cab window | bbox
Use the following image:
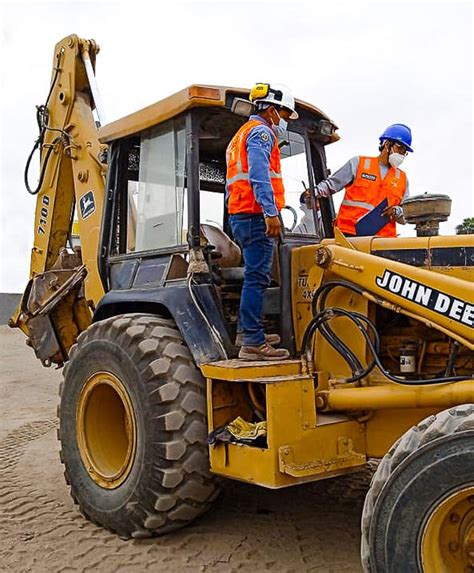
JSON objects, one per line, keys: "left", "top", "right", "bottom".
{"left": 279, "top": 131, "right": 314, "bottom": 234}
{"left": 126, "top": 119, "right": 186, "bottom": 253}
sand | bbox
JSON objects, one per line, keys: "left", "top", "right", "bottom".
{"left": 0, "top": 326, "right": 368, "bottom": 572}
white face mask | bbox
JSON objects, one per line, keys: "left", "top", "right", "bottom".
{"left": 389, "top": 152, "right": 405, "bottom": 168}
{"left": 272, "top": 109, "right": 288, "bottom": 136}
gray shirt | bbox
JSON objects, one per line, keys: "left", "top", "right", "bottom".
{"left": 293, "top": 204, "right": 321, "bottom": 235}
{"left": 315, "top": 156, "right": 409, "bottom": 222}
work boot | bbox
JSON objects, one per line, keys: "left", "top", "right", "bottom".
{"left": 235, "top": 333, "right": 281, "bottom": 347}
{"left": 238, "top": 342, "right": 290, "bottom": 361}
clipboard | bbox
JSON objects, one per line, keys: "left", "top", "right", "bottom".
{"left": 355, "top": 197, "right": 390, "bottom": 236}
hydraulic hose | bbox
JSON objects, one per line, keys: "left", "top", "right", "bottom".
{"left": 24, "top": 58, "right": 61, "bottom": 195}
{"left": 303, "top": 280, "right": 473, "bottom": 386}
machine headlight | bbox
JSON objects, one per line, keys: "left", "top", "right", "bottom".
{"left": 231, "top": 98, "right": 255, "bottom": 117}
{"left": 318, "top": 120, "right": 334, "bottom": 135}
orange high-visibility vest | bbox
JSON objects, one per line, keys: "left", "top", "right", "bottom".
{"left": 226, "top": 119, "right": 285, "bottom": 215}
{"left": 335, "top": 156, "right": 407, "bottom": 237}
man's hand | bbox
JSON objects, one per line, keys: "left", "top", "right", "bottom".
{"left": 265, "top": 216, "right": 282, "bottom": 237}
{"left": 383, "top": 205, "right": 405, "bottom": 222}
{"left": 382, "top": 205, "right": 397, "bottom": 220}
{"left": 301, "top": 189, "right": 322, "bottom": 211}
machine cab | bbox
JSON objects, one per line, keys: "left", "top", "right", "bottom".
{"left": 96, "top": 85, "right": 339, "bottom": 361}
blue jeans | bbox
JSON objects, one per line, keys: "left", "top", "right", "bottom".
{"left": 229, "top": 214, "right": 275, "bottom": 346}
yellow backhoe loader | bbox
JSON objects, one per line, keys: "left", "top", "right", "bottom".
{"left": 10, "top": 35, "right": 474, "bottom": 572}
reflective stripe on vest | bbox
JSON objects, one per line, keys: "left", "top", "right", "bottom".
{"left": 335, "top": 156, "right": 407, "bottom": 237}
{"left": 340, "top": 199, "right": 375, "bottom": 211}
{"left": 226, "top": 119, "right": 285, "bottom": 215}
{"left": 227, "top": 171, "right": 282, "bottom": 186}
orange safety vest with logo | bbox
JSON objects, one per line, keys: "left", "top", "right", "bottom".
{"left": 335, "top": 156, "right": 407, "bottom": 237}
{"left": 226, "top": 119, "right": 285, "bottom": 215}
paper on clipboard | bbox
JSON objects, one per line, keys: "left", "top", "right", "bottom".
{"left": 355, "top": 197, "right": 390, "bottom": 236}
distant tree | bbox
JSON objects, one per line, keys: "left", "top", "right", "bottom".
{"left": 455, "top": 217, "right": 474, "bottom": 235}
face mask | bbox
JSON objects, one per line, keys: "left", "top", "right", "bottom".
{"left": 389, "top": 152, "right": 405, "bottom": 168}
{"left": 272, "top": 109, "right": 288, "bottom": 136}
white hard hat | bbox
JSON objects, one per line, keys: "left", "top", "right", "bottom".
{"left": 249, "top": 83, "right": 299, "bottom": 119}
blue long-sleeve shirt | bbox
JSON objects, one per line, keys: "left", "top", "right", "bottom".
{"left": 245, "top": 115, "right": 279, "bottom": 217}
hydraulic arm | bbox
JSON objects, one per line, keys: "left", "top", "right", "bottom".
{"left": 10, "top": 35, "right": 107, "bottom": 366}
{"left": 301, "top": 231, "right": 474, "bottom": 412}
{"left": 313, "top": 232, "right": 473, "bottom": 350}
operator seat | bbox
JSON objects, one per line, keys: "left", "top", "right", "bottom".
{"left": 200, "top": 223, "right": 280, "bottom": 285}
{"left": 200, "top": 224, "right": 244, "bottom": 281}
{"left": 200, "top": 223, "right": 241, "bottom": 267}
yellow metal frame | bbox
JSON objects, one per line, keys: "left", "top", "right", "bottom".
{"left": 201, "top": 231, "right": 473, "bottom": 487}
{"left": 98, "top": 86, "right": 338, "bottom": 144}
{"left": 202, "top": 361, "right": 366, "bottom": 488}
{"left": 11, "top": 35, "right": 107, "bottom": 338}
{"left": 29, "top": 36, "right": 107, "bottom": 305}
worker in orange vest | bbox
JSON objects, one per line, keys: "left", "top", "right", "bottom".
{"left": 314, "top": 124, "right": 413, "bottom": 237}
{"left": 226, "top": 83, "right": 298, "bottom": 360}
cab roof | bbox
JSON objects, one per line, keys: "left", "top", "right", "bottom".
{"left": 98, "top": 84, "right": 339, "bottom": 144}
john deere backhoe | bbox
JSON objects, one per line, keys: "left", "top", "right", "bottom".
{"left": 10, "top": 35, "right": 474, "bottom": 572}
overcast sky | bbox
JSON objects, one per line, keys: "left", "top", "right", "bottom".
{"left": 0, "top": 0, "right": 472, "bottom": 293}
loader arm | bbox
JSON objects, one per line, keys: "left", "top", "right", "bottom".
{"left": 10, "top": 35, "right": 107, "bottom": 366}
{"left": 312, "top": 230, "right": 474, "bottom": 350}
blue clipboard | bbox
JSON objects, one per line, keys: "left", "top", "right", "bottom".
{"left": 355, "top": 197, "right": 390, "bottom": 236}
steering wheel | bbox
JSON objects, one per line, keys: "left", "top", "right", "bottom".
{"left": 282, "top": 205, "right": 298, "bottom": 232}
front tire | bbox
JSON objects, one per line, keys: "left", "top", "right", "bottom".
{"left": 58, "top": 313, "right": 219, "bottom": 538}
{"left": 361, "top": 404, "right": 474, "bottom": 573}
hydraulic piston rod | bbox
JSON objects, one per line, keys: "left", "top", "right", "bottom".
{"left": 81, "top": 41, "right": 107, "bottom": 125}
{"left": 318, "top": 380, "right": 474, "bottom": 411}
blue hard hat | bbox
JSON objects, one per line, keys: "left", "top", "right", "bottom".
{"left": 379, "top": 123, "right": 413, "bottom": 152}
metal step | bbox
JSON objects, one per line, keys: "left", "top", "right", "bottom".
{"left": 200, "top": 358, "right": 304, "bottom": 382}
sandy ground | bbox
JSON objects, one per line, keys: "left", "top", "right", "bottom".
{"left": 0, "top": 325, "right": 371, "bottom": 572}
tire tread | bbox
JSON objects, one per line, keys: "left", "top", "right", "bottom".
{"left": 58, "top": 312, "right": 219, "bottom": 538}
{"left": 361, "top": 404, "right": 474, "bottom": 572}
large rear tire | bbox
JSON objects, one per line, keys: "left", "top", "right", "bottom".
{"left": 361, "top": 404, "right": 474, "bottom": 573}
{"left": 58, "top": 313, "right": 219, "bottom": 538}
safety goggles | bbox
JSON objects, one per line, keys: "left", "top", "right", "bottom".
{"left": 393, "top": 142, "right": 409, "bottom": 156}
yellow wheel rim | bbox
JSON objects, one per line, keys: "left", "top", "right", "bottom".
{"left": 421, "top": 485, "right": 474, "bottom": 573}
{"left": 76, "top": 372, "right": 136, "bottom": 489}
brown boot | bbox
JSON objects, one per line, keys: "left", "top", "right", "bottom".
{"left": 235, "top": 333, "right": 281, "bottom": 347}
{"left": 238, "top": 342, "right": 290, "bottom": 361}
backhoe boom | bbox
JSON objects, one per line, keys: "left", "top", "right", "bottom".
{"left": 10, "top": 35, "right": 107, "bottom": 365}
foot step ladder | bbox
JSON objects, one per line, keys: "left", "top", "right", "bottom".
{"left": 200, "top": 359, "right": 366, "bottom": 488}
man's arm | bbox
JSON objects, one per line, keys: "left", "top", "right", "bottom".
{"left": 383, "top": 179, "right": 410, "bottom": 224}
{"left": 395, "top": 179, "right": 410, "bottom": 223}
{"left": 246, "top": 125, "right": 279, "bottom": 217}
{"left": 314, "top": 156, "right": 359, "bottom": 197}
{"left": 247, "top": 125, "right": 282, "bottom": 236}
